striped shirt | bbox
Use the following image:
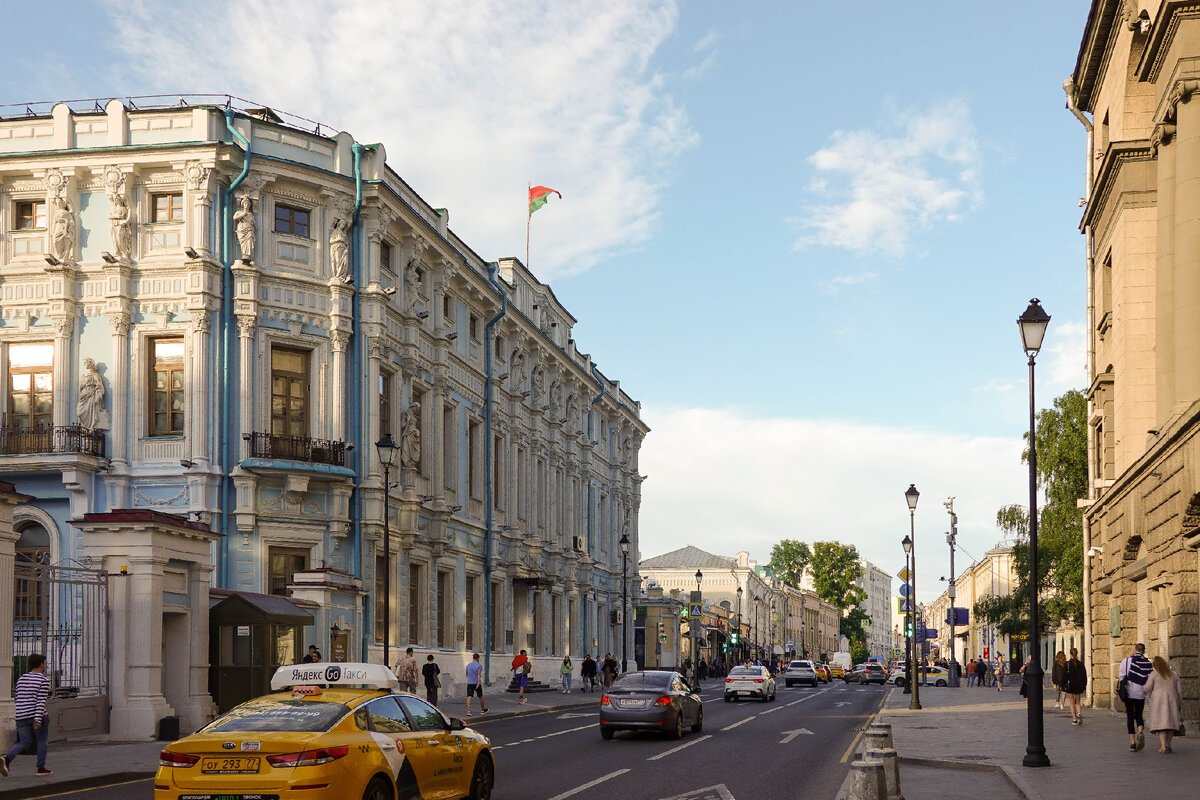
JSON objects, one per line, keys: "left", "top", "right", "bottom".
{"left": 13, "top": 669, "right": 50, "bottom": 721}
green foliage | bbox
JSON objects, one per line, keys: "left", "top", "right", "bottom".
{"left": 811, "top": 541, "right": 867, "bottom": 613}
{"left": 768, "top": 540, "right": 812, "bottom": 588}
{"left": 841, "top": 606, "right": 870, "bottom": 644}
{"left": 850, "top": 640, "right": 869, "bottom": 665}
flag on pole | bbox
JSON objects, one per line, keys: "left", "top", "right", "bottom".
{"left": 528, "top": 185, "right": 561, "bottom": 216}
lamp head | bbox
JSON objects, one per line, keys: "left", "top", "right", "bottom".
{"left": 1018, "top": 298, "right": 1050, "bottom": 356}
{"left": 695, "top": 569, "right": 703, "bottom": 585}
{"left": 375, "top": 433, "right": 398, "bottom": 467}
{"left": 902, "top": 534, "right": 913, "bottom": 555}
{"left": 905, "top": 483, "right": 919, "bottom": 510}
{"left": 619, "top": 533, "right": 630, "bottom": 554}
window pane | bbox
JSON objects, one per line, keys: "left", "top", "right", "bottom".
{"left": 10, "top": 374, "right": 30, "bottom": 391}
{"left": 272, "top": 349, "right": 306, "bottom": 374}
{"left": 10, "top": 344, "right": 54, "bottom": 368}
{"left": 155, "top": 340, "right": 185, "bottom": 364}
{"left": 396, "top": 696, "right": 447, "bottom": 732}
{"left": 365, "top": 697, "right": 412, "bottom": 733}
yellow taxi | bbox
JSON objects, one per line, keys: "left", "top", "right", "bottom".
{"left": 155, "top": 663, "right": 493, "bottom": 800}
{"left": 827, "top": 663, "right": 846, "bottom": 680}
{"left": 814, "top": 664, "right": 830, "bottom": 683}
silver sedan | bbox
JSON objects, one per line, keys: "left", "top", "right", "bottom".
{"left": 723, "top": 665, "right": 777, "bottom": 702}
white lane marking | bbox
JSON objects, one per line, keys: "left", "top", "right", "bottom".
{"left": 647, "top": 734, "right": 712, "bottom": 761}
{"left": 786, "top": 693, "right": 822, "bottom": 707}
{"left": 659, "top": 784, "right": 736, "bottom": 800}
{"left": 556, "top": 712, "right": 594, "bottom": 719}
{"left": 721, "top": 716, "right": 755, "bottom": 731}
{"left": 546, "top": 768, "right": 631, "bottom": 800}
{"left": 535, "top": 723, "right": 594, "bottom": 740}
{"left": 759, "top": 706, "right": 781, "bottom": 715}
{"left": 834, "top": 701, "right": 851, "bottom": 707}
{"left": 779, "top": 728, "right": 814, "bottom": 744}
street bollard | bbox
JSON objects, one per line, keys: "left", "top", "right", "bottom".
{"left": 847, "top": 759, "right": 886, "bottom": 800}
{"left": 864, "top": 723, "right": 893, "bottom": 752}
{"left": 865, "top": 747, "right": 903, "bottom": 800}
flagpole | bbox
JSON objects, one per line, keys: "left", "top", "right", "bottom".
{"left": 526, "top": 183, "right": 531, "bottom": 270}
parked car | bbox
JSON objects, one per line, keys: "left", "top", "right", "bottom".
{"left": 725, "top": 665, "right": 777, "bottom": 701}
{"left": 600, "top": 669, "right": 703, "bottom": 740}
{"left": 845, "top": 663, "right": 888, "bottom": 685}
{"left": 892, "top": 665, "right": 951, "bottom": 687}
{"left": 782, "top": 659, "right": 819, "bottom": 688}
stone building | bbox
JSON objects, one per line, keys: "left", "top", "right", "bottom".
{"left": 1068, "top": 1, "right": 1200, "bottom": 719}
{"left": 0, "top": 96, "right": 645, "bottom": 740}
{"left": 925, "top": 543, "right": 1017, "bottom": 668}
{"left": 857, "top": 559, "right": 894, "bottom": 659}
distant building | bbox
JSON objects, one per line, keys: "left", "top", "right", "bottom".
{"left": 857, "top": 559, "right": 894, "bottom": 659}
{"left": 925, "top": 543, "right": 1016, "bottom": 668}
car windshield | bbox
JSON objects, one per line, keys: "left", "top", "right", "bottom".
{"left": 612, "top": 672, "right": 672, "bottom": 689}
{"left": 789, "top": 662, "right": 811, "bottom": 669}
{"left": 203, "top": 700, "right": 350, "bottom": 733}
{"left": 728, "top": 668, "right": 760, "bottom": 677}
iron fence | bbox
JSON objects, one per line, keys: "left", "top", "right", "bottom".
{"left": 247, "top": 431, "right": 347, "bottom": 466}
{"left": 0, "top": 425, "right": 105, "bottom": 457}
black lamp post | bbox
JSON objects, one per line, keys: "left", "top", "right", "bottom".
{"left": 905, "top": 483, "right": 921, "bottom": 709}
{"left": 770, "top": 600, "right": 776, "bottom": 667}
{"left": 375, "top": 433, "right": 398, "bottom": 668}
{"left": 619, "top": 533, "right": 630, "bottom": 673}
{"left": 1019, "top": 298, "right": 1051, "bottom": 768}
{"left": 694, "top": 569, "right": 703, "bottom": 677}
{"left": 902, "top": 534, "right": 914, "bottom": 697}
{"left": 753, "top": 594, "right": 761, "bottom": 662}
{"left": 736, "top": 586, "right": 744, "bottom": 663}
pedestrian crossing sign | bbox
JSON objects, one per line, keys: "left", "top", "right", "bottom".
{"left": 897, "top": 598, "right": 913, "bottom": 613}
{"left": 689, "top": 603, "right": 703, "bottom": 618}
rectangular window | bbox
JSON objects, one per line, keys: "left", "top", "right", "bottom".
{"left": 493, "top": 435, "right": 503, "bottom": 510}
{"left": 468, "top": 419, "right": 482, "bottom": 499}
{"left": 517, "top": 447, "right": 527, "bottom": 520}
{"left": 152, "top": 193, "right": 184, "bottom": 223}
{"left": 274, "top": 204, "right": 310, "bottom": 237}
{"left": 374, "top": 553, "right": 386, "bottom": 643}
{"left": 465, "top": 576, "right": 476, "bottom": 650}
{"left": 268, "top": 546, "right": 309, "bottom": 596}
{"left": 149, "top": 338, "right": 185, "bottom": 436}
{"left": 409, "top": 563, "right": 422, "bottom": 645}
{"left": 14, "top": 201, "right": 47, "bottom": 230}
{"left": 494, "top": 336, "right": 504, "bottom": 360}
{"left": 490, "top": 581, "right": 501, "bottom": 652}
{"left": 469, "top": 314, "right": 480, "bottom": 341}
{"left": 443, "top": 405, "right": 457, "bottom": 490}
{"left": 536, "top": 459, "right": 547, "bottom": 531}
{"left": 7, "top": 343, "right": 54, "bottom": 430}
{"left": 379, "top": 370, "right": 393, "bottom": 436}
{"left": 437, "top": 571, "right": 451, "bottom": 648}
{"left": 270, "top": 347, "right": 309, "bottom": 438}
{"left": 442, "top": 294, "right": 454, "bottom": 322}
{"left": 380, "top": 242, "right": 393, "bottom": 272}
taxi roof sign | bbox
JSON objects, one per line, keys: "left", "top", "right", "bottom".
{"left": 270, "top": 662, "right": 398, "bottom": 691}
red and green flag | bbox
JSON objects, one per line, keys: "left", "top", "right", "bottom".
{"left": 528, "top": 185, "right": 561, "bottom": 216}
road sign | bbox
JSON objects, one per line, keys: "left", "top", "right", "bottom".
{"left": 897, "top": 566, "right": 911, "bottom": 582}
{"left": 915, "top": 628, "right": 926, "bottom": 643}
{"left": 897, "top": 598, "right": 913, "bottom": 613}
{"left": 893, "top": 647, "right": 903, "bottom": 658}
{"left": 786, "top": 639, "right": 794, "bottom": 648}
{"left": 925, "top": 627, "right": 937, "bottom": 639}
{"left": 689, "top": 603, "right": 703, "bottom": 619}
{"left": 899, "top": 583, "right": 913, "bottom": 597}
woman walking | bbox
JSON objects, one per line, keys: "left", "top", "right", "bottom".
{"left": 1064, "top": 647, "right": 1088, "bottom": 725}
{"left": 1051, "top": 651, "right": 1067, "bottom": 710}
{"left": 559, "top": 656, "right": 574, "bottom": 693}
{"left": 422, "top": 654, "right": 441, "bottom": 707}
{"left": 1145, "top": 655, "right": 1183, "bottom": 753}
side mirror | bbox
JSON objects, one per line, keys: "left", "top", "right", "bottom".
{"left": 448, "top": 717, "right": 466, "bottom": 731}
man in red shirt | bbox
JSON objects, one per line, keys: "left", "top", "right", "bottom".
{"left": 511, "top": 650, "right": 531, "bottom": 705}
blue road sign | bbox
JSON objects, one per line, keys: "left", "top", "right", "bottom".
{"left": 899, "top": 583, "right": 913, "bottom": 597}
{"left": 897, "top": 598, "right": 913, "bottom": 613}
{"left": 689, "top": 603, "right": 703, "bottom": 618}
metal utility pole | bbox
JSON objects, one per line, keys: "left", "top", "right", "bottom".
{"left": 946, "top": 496, "right": 960, "bottom": 687}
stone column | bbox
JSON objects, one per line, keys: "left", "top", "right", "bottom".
{"left": 1174, "top": 88, "right": 1200, "bottom": 403}
{"left": 184, "top": 162, "right": 213, "bottom": 257}
{"left": 0, "top": 486, "right": 24, "bottom": 746}
{"left": 183, "top": 564, "right": 217, "bottom": 732}
{"left": 237, "top": 316, "right": 257, "bottom": 457}
{"left": 1154, "top": 121, "right": 1177, "bottom": 421}
{"left": 190, "top": 312, "right": 213, "bottom": 468}
{"left": 110, "top": 554, "right": 174, "bottom": 739}
{"left": 331, "top": 330, "right": 350, "bottom": 443}
{"left": 107, "top": 312, "right": 131, "bottom": 468}
{"left": 52, "top": 316, "right": 74, "bottom": 427}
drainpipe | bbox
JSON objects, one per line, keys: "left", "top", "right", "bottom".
{"left": 220, "top": 108, "right": 252, "bottom": 588}
{"left": 585, "top": 361, "right": 605, "bottom": 656}
{"left": 1064, "top": 77, "right": 1096, "bottom": 705}
{"left": 482, "top": 262, "right": 508, "bottom": 684}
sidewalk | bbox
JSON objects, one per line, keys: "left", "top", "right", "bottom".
{"left": 0, "top": 683, "right": 597, "bottom": 800}
{"left": 874, "top": 682, "right": 1199, "bottom": 800}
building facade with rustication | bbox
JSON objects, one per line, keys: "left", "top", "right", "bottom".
{"left": 1069, "top": 1, "right": 1200, "bottom": 720}
{"left": 0, "top": 96, "right": 646, "bottom": 741}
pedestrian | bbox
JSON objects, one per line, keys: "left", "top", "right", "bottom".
{"left": 601, "top": 653, "right": 618, "bottom": 687}
{"left": 697, "top": 658, "right": 708, "bottom": 682}
{"left": 303, "top": 644, "right": 322, "bottom": 663}
{"left": 465, "top": 652, "right": 488, "bottom": 717}
{"left": 1144, "top": 655, "right": 1183, "bottom": 754}
{"left": 581, "top": 654, "right": 598, "bottom": 692}
{"left": 976, "top": 656, "right": 988, "bottom": 688}
{"left": 1064, "top": 647, "right": 1087, "bottom": 725}
{"left": 1018, "top": 655, "right": 1032, "bottom": 697}
{"left": 2, "top": 653, "right": 52, "bottom": 777}
{"left": 1052, "top": 651, "right": 1067, "bottom": 710}
{"left": 965, "top": 657, "right": 976, "bottom": 687}
{"left": 993, "top": 655, "right": 1007, "bottom": 691}
{"left": 393, "top": 647, "right": 419, "bottom": 693}
{"left": 511, "top": 649, "right": 531, "bottom": 705}
{"left": 422, "top": 654, "right": 441, "bottom": 706}
{"left": 1119, "top": 643, "right": 1152, "bottom": 751}
{"left": 559, "top": 656, "right": 573, "bottom": 693}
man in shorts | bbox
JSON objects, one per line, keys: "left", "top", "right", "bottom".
{"left": 393, "top": 647, "right": 419, "bottom": 693}
{"left": 465, "top": 653, "right": 488, "bottom": 716}
{"left": 512, "top": 649, "right": 531, "bottom": 705}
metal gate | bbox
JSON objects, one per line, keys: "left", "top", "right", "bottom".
{"left": 13, "top": 552, "right": 109, "bottom": 739}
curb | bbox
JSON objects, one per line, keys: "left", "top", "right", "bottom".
{"left": 2, "top": 771, "right": 155, "bottom": 800}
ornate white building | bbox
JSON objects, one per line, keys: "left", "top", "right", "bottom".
{"left": 0, "top": 96, "right": 646, "bottom": 740}
{"left": 857, "top": 559, "right": 894, "bottom": 659}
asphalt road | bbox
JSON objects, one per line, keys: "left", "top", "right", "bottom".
{"left": 34, "top": 680, "right": 887, "bottom": 800}
{"left": 470, "top": 678, "right": 887, "bottom": 800}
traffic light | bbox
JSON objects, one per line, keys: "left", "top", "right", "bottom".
{"left": 657, "top": 622, "right": 666, "bottom": 641}
{"left": 730, "top": 631, "right": 739, "bottom": 645}
{"left": 904, "top": 619, "right": 914, "bottom": 638}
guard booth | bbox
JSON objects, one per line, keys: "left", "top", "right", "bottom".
{"left": 208, "top": 589, "right": 315, "bottom": 713}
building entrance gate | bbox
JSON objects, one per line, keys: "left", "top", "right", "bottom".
{"left": 13, "top": 553, "right": 109, "bottom": 739}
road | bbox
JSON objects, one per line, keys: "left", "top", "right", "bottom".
{"left": 33, "top": 680, "right": 885, "bottom": 800}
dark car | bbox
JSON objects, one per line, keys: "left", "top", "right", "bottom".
{"left": 600, "top": 670, "right": 703, "bottom": 740}
{"left": 845, "top": 663, "right": 888, "bottom": 685}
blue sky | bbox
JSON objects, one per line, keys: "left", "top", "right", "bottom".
{"left": 3, "top": 1, "right": 1095, "bottom": 601}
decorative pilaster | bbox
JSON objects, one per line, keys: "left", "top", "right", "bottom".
{"left": 184, "top": 564, "right": 217, "bottom": 732}
{"left": 1155, "top": 120, "right": 1177, "bottom": 421}
{"left": 1173, "top": 86, "right": 1200, "bottom": 403}
{"left": 51, "top": 315, "right": 74, "bottom": 427}
{"left": 236, "top": 315, "right": 257, "bottom": 457}
{"left": 184, "top": 161, "right": 214, "bottom": 258}
{"left": 331, "top": 330, "right": 350, "bottom": 443}
{"left": 107, "top": 312, "right": 131, "bottom": 468}
{"left": 190, "top": 312, "right": 213, "bottom": 468}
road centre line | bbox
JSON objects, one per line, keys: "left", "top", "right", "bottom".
{"left": 647, "top": 734, "right": 712, "bottom": 761}
{"left": 721, "top": 716, "right": 756, "bottom": 731}
{"left": 545, "top": 768, "right": 631, "bottom": 800}
{"left": 759, "top": 705, "right": 781, "bottom": 715}
{"left": 494, "top": 723, "right": 593, "bottom": 750}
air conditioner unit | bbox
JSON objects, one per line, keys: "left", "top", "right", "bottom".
{"left": 572, "top": 536, "right": 584, "bottom": 552}
{"left": 611, "top": 609, "right": 623, "bottom": 625}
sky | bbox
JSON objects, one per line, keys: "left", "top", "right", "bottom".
{"left": 2, "top": 0, "right": 1096, "bottom": 603}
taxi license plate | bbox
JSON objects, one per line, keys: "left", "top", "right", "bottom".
{"left": 200, "top": 757, "right": 260, "bottom": 774}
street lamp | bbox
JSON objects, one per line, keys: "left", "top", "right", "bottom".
{"left": 1018, "top": 298, "right": 1051, "bottom": 768}
{"left": 694, "top": 569, "right": 703, "bottom": 678}
{"left": 619, "top": 533, "right": 630, "bottom": 674}
{"left": 753, "top": 594, "right": 761, "bottom": 663}
{"left": 905, "top": 484, "right": 921, "bottom": 710}
{"left": 946, "top": 499, "right": 960, "bottom": 687}
{"left": 736, "top": 586, "right": 744, "bottom": 663}
{"left": 902, "top": 534, "right": 914, "bottom": 697}
{"left": 375, "top": 433, "right": 398, "bottom": 668}
{"left": 770, "top": 600, "right": 776, "bottom": 667}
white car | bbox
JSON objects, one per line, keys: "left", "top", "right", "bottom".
{"left": 783, "top": 659, "right": 819, "bottom": 688}
{"left": 724, "top": 665, "right": 777, "bottom": 702}
{"left": 891, "top": 665, "right": 950, "bottom": 687}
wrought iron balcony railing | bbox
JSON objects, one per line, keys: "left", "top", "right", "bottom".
{"left": 247, "top": 431, "right": 347, "bottom": 467}
{"left": 0, "top": 425, "right": 106, "bottom": 458}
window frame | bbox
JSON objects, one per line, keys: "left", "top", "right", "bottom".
{"left": 148, "top": 337, "right": 186, "bottom": 437}
{"left": 270, "top": 347, "right": 311, "bottom": 439}
{"left": 151, "top": 192, "right": 184, "bottom": 223}
{"left": 14, "top": 200, "right": 47, "bottom": 230}
{"left": 380, "top": 241, "right": 393, "bottom": 273}
{"left": 267, "top": 545, "right": 310, "bottom": 596}
{"left": 7, "top": 342, "right": 54, "bottom": 430}
{"left": 274, "top": 203, "right": 312, "bottom": 238}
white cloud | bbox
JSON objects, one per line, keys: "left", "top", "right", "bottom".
{"left": 637, "top": 405, "right": 1025, "bottom": 604}
{"left": 104, "top": 0, "right": 696, "bottom": 279}
{"left": 1042, "top": 318, "right": 1087, "bottom": 395}
{"left": 791, "top": 99, "right": 982, "bottom": 257}
{"left": 973, "top": 378, "right": 1016, "bottom": 395}
{"left": 819, "top": 270, "right": 879, "bottom": 294}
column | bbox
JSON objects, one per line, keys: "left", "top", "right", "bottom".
{"left": 190, "top": 312, "right": 213, "bottom": 467}
{"left": 184, "top": 162, "right": 213, "bottom": 257}
{"left": 330, "top": 330, "right": 349, "bottom": 443}
{"left": 184, "top": 564, "right": 216, "bottom": 732}
{"left": 111, "top": 555, "right": 173, "bottom": 739}
{"left": 108, "top": 312, "right": 130, "bottom": 469}
{"left": 0, "top": 501, "right": 19, "bottom": 734}
{"left": 51, "top": 316, "right": 73, "bottom": 426}
{"left": 1174, "top": 88, "right": 1200, "bottom": 402}
{"left": 237, "top": 316, "right": 256, "bottom": 457}
{"left": 1155, "top": 119, "right": 1175, "bottom": 417}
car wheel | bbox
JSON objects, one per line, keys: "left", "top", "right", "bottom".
{"left": 724, "top": 694, "right": 732, "bottom": 703}
{"left": 362, "top": 775, "right": 392, "bottom": 800}
{"left": 600, "top": 726, "right": 615, "bottom": 740}
{"left": 692, "top": 707, "right": 704, "bottom": 733}
{"left": 669, "top": 711, "right": 684, "bottom": 740}
{"left": 936, "top": 679, "right": 948, "bottom": 687}
{"left": 469, "top": 753, "right": 495, "bottom": 800}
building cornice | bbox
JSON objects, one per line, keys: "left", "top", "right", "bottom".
{"left": 1072, "top": 0, "right": 1123, "bottom": 113}
{"left": 1081, "top": 139, "right": 1155, "bottom": 231}
{"left": 1138, "top": 1, "right": 1200, "bottom": 84}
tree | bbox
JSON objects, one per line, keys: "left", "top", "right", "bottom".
{"left": 975, "top": 389, "right": 1087, "bottom": 636}
{"left": 768, "top": 540, "right": 811, "bottom": 588}
{"left": 810, "top": 541, "right": 868, "bottom": 643}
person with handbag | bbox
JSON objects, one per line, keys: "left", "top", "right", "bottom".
{"left": 1051, "top": 651, "right": 1067, "bottom": 710}
{"left": 1064, "top": 647, "right": 1088, "bottom": 725}
{"left": 422, "top": 654, "right": 441, "bottom": 706}
{"left": 1145, "top": 655, "right": 1183, "bottom": 753}
{"left": 1119, "top": 642, "right": 1152, "bottom": 751}
{"left": 1018, "top": 655, "right": 1032, "bottom": 697}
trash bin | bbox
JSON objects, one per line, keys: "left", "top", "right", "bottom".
{"left": 158, "top": 715, "right": 180, "bottom": 741}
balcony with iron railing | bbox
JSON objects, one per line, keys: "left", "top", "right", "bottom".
{"left": 0, "top": 425, "right": 106, "bottom": 458}
{"left": 246, "top": 432, "right": 347, "bottom": 467}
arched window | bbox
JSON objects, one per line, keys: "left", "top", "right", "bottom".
{"left": 14, "top": 522, "right": 50, "bottom": 622}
